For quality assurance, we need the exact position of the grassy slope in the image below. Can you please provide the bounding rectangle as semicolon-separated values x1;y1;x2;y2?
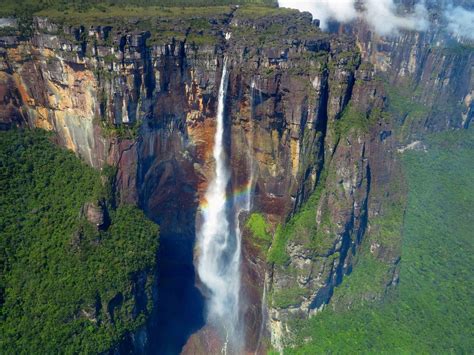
267;171;328;266
0;129;159;353
246;213;272;256
285;128;474;353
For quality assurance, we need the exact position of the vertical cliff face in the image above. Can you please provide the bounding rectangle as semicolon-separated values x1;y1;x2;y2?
344;17;473;134
1;4;471;352
0;13;330;236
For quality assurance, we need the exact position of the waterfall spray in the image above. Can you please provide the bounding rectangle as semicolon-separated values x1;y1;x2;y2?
247;79;257;211
197;58;243;352
255;282;267;355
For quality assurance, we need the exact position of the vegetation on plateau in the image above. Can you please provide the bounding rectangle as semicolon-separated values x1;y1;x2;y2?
285;128;474;353
0;0;294;48
0;0;277;18
0;129;159;353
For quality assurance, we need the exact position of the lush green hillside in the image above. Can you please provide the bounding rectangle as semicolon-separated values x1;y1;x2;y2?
0;129;159;353
285;128;474;353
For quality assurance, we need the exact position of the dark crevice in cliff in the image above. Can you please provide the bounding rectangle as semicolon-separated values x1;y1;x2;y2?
79;26;88;59
316;72;330;137
224;5;239;26
357;162;371;246
144;48;156;101
272;74;286;136
296;71;330;212
464;109;473;129
316;70;330;174
342;73;356;116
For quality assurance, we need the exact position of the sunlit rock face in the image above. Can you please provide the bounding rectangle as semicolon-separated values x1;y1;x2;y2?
0;4;471;352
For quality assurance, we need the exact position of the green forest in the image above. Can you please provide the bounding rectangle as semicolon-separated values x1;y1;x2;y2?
0;129;159;353
0;0;277;17
284;128;474;353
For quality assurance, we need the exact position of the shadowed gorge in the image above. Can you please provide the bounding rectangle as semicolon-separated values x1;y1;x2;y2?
149;233;205;354
0;1;472;354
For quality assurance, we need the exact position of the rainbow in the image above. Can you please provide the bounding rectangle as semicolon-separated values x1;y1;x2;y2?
199;181;253;211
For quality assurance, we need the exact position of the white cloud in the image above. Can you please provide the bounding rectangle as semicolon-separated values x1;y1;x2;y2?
278;0;357;29
444;5;474;40
278;0;429;36
279;0;474;40
364;0;429;36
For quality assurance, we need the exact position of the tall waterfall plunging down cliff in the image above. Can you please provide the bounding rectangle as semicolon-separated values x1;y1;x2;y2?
197;59;243;351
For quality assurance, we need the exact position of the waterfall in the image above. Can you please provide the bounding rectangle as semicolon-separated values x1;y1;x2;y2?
254;281;267;355
247;79;257;212
197;58;243;352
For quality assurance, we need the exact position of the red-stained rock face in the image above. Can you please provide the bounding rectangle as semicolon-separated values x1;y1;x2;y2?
181;325;225;355
240;226;269;355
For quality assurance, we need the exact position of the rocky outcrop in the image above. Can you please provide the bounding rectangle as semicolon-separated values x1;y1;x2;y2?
83;200;109;230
